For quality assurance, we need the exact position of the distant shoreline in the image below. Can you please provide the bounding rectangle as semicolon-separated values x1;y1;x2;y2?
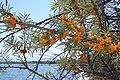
0;61;57;64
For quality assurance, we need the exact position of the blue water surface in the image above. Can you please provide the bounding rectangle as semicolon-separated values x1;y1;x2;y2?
0;64;58;80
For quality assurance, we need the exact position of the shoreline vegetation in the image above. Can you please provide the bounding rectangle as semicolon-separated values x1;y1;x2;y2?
0;61;57;64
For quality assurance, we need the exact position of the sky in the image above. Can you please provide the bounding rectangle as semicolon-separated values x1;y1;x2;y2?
0;0;63;61
1;0;53;22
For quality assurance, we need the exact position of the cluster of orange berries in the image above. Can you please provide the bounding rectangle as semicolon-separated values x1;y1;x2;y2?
60;14;86;41
108;42;120;54
39;29;85;46
60;14;75;25
86;35;120;55
4;15;25;29
39;14;86;46
4;15;17;28
70;25;85;43
39;31;71;46
39;32;56;46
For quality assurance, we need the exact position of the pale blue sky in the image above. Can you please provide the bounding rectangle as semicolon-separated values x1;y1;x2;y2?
1;0;52;22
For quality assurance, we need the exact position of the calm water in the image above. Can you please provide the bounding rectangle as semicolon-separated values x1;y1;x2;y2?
0;64;58;80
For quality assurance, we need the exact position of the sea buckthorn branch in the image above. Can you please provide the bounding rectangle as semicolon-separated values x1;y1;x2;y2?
0;20;52;31
51;50;67;61
36;12;64;25
5;0;8;6
0;11;66;33
90;0;103;30
0;18;56;44
110;29;120;32
100;57;116;79
32;45;52;79
24;66;49;80
60;69;71;80
18;22;52;31
0;4;64;31
0;28;22;43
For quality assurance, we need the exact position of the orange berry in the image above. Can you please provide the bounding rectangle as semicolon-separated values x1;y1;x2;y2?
105;37;112;43
62;32;69;40
77;26;85;30
63;21;69;25
86;41;94;47
90;35;99;40
90;36;95;40
20;24;25;28
77;37;82;43
108;44;118;54
68;19;75;25
80;54;88;62
10;17;17;28
95;44;104;51
118;52;120;56
70;26;77;32
50;37;56;45
57;33;61;40
76;31;81;37
60;14;68;20
99;37;105;45
90;7;97;16
39;38;47;46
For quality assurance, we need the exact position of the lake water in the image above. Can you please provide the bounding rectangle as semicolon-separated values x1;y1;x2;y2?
0;64;58;80
0;64;90;80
